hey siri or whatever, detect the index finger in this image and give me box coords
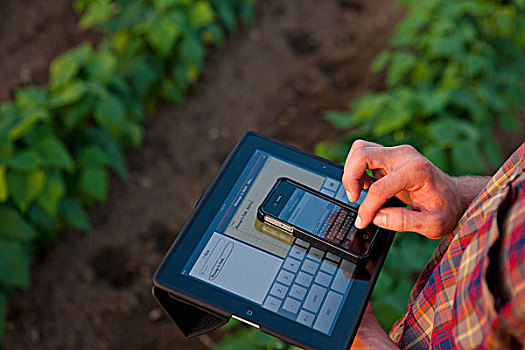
[342,142,388,202]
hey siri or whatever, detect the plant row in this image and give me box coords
[318,0,525,175]
[315,0,525,331]
[0,0,255,338]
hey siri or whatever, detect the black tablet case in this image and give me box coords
[152,286,229,337]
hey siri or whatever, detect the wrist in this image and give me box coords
[449,175,490,213]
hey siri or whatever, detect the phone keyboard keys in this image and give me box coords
[295,272,313,287]
[301,259,319,274]
[270,283,288,299]
[303,284,327,313]
[263,296,282,312]
[297,310,316,327]
[320,260,337,275]
[289,284,307,301]
[277,270,294,286]
[283,257,301,273]
[308,247,325,261]
[282,297,301,314]
[314,271,332,288]
[313,291,343,333]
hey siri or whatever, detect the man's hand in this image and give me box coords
[351,303,397,350]
[343,140,488,239]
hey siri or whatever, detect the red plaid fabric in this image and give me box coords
[389,142,525,349]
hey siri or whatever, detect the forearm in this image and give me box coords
[450,176,490,212]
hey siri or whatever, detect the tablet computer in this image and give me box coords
[153,131,396,350]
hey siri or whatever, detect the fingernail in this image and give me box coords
[346,190,357,202]
[373,212,387,227]
[355,216,362,228]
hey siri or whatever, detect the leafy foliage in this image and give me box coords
[315,0,525,334]
[318,0,525,175]
[0,0,255,338]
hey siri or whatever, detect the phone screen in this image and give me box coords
[264,180,374,256]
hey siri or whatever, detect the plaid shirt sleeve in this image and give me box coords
[389,142,525,349]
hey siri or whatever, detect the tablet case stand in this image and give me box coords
[152,286,229,337]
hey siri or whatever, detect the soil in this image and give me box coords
[0,0,523,349]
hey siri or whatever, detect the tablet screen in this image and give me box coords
[181,149,367,335]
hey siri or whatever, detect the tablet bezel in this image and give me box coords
[153,131,395,350]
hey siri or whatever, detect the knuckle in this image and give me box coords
[353,139,367,148]
[411,157,432,174]
[368,182,386,199]
[398,210,408,231]
[395,144,416,154]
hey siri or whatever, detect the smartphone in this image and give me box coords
[257,177,379,262]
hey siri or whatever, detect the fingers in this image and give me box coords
[372,207,446,238]
[343,141,387,201]
[355,169,411,228]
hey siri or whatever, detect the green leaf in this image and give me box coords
[124,122,143,148]
[86,128,129,180]
[189,1,215,28]
[422,145,448,171]
[371,51,390,73]
[127,58,158,97]
[386,53,416,87]
[94,95,127,139]
[0,208,37,241]
[59,198,92,232]
[451,140,486,175]
[79,166,108,202]
[86,49,117,83]
[0,166,8,203]
[34,135,74,171]
[213,1,236,31]
[28,205,57,241]
[146,17,181,55]
[77,146,111,167]
[14,87,48,108]
[37,172,65,215]
[6,170,46,212]
[8,109,48,141]
[58,98,93,131]
[325,111,357,129]
[79,0,116,29]
[0,241,31,288]
[372,104,413,136]
[49,43,92,88]
[6,151,41,171]
[153,0,184,11]
[48,81,87,108]
[49,57,80,89]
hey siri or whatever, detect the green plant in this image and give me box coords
[318,0,525,175]
[0,0,255,339]
[315,0,525,333]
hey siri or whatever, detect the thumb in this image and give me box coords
[372,207,436,236]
